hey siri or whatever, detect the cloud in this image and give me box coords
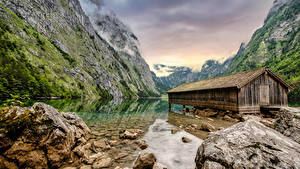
[81,0,274,73]
[153,64,192,76]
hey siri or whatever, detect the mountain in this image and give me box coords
[226,0,300,101]
[0,0,159,100]
[151,71,170,94]
[153,58,232,93]
[155,0,300,102]
[79,0,158,98]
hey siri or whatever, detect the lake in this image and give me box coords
[23,98,203,169]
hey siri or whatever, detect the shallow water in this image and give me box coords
[21,98,203,168]
[143,119,203,169]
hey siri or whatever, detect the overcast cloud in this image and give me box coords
[85,0,274,74]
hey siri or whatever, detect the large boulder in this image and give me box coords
[0,102,91,168]
[273,109,300,144]
[195,119,300,169]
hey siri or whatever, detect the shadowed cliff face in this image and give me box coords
[79,0,158,97]
[0,0,159,100]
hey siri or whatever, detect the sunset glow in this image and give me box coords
[100,0,274,76]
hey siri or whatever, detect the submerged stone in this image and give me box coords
[136,139,148,150]
[120,130,138,139]
[182,137,192,143]
[133,152,156,169]
[92,157,113,169]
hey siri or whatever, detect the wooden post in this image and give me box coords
[168,103,171,112]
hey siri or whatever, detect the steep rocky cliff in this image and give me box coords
[79,0,158,97]
[226,0,300,100]
[0,0,159,100]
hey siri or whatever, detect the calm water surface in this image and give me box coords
[25,98,202,169]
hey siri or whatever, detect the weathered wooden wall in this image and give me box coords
[168,70,289,113]
[168,88,238,111]
[238,72,288,113]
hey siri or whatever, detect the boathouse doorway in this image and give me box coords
[259,85,270,106]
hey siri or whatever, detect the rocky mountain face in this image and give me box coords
[153,65,194,91]
[226,0,300,101]
[0,0,159,100]
[79,0,158,97]
[153,58,232,93]
[151,71,170,94]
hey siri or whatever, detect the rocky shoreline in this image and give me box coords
[194,108,300,168]
[1,103,300,169]
[0,102,91,168]
[0,103,152,169]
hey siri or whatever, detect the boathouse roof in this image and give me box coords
[167,67,292,93]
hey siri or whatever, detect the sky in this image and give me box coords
[97,0,274,75]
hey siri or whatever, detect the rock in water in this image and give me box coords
[120,130,138,139]
[92,157,112,169]
[171,128,181,134]
[182,137,192,143]
[136,139,148,150]
[183,107,189,113]
[0,103,91,168]
[153,162,167,169]
[133,152,156,169]
[195,119,300,169]
[80,165,92,169]
[92,139,111,151]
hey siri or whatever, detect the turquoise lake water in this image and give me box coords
[22,98,202,169]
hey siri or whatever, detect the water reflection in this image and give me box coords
[26,98,169,126]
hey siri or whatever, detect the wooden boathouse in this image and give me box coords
[167,67,292,113]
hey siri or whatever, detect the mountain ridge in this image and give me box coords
[154,0,299,101]
[0,0,159,100]
[152,58,232,92]
[226,0,300,101]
